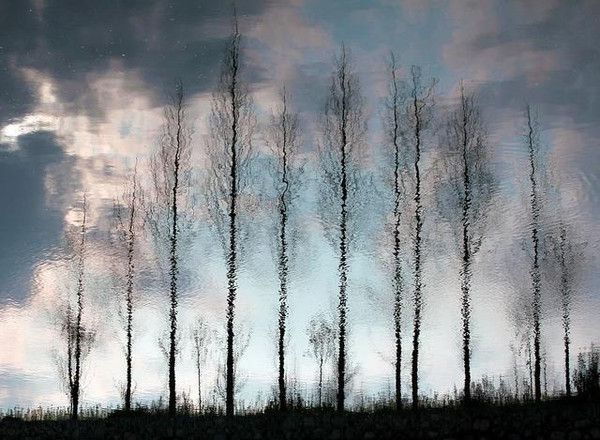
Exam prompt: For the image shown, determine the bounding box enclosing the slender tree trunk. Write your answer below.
[560,226,572,397]
[389,54,404,411]
[336,47,349,413]
[225,26,240,419]
[563,312,571,397]
[512,346,519,400]
[66,306,74,416]
[168,91,184,417]
[460,89,473,405]
[543,353,548,397]
[525,105,542,403]
[318,358,324,408]
[196,350,202,411]
[411,72,424,410]
[124,165,137,412]
[72,194,87,421]
[277,94,290,412]
[527,337,533,400]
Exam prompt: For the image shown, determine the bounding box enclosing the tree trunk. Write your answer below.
[336,48,349,413]
[72,194,87,421]
[197,350,202,412]
[319,358,324,408]
[277,93,290,412]
[225,29,240,419]
[526,105,542,404]
[560,226,572,398]
[390,53,404,411]
[411,70,423,411]
[124,167,137,412]
[460,89,473,405]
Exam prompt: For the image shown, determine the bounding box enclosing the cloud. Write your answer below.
[0,0,274,126]
[0,131,75,302]
[442,1,600,123]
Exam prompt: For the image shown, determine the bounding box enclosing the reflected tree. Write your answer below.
[191,317,212,411]
[405,66,436,409]
[266,89,302,411]
[205,15,256,418]
[524,105,543,403]
[318,44,366,412]
[548,222,585,397]
[437,82,494,404]
[55,193,96,420]
[307,313,336,408]
[111,161,143,411]
[381,52,409,410]
[147,80,193,417]
[214,323,251,407]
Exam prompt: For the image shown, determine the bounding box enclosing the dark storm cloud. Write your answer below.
[0,0,273,125]
[0,131,74,303]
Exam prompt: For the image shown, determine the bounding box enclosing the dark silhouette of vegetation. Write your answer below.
[5,397,600,440]
[405,66,436,409]
[307,313,336,408]
[267,89,302,411]
[147,80,193,417]
[318,44,366,412]
[206,16,255,417]
[437,83,494,404]
[573,344,599,399]
[524,104,543,403]
[111,162,143,412]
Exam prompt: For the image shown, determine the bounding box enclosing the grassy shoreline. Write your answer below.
[1,398,599,439]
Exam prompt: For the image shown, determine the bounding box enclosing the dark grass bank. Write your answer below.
[1,399,599,440]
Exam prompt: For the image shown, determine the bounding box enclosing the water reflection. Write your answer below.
[0,0,599,411]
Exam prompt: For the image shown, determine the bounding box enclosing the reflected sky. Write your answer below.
[0,0,599,409]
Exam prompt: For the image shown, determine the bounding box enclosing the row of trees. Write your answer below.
[55,20,587,419]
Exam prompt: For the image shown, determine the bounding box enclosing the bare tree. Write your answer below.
[381,52,408,410]
[147,80,193,416]
[214,323,251,408]
[55,194,95,420]
[111,161,143,411]
[307,313,336,408]
[318,44,366,412]
[547,222,585,397]
[437,82,494,404]
[507,253,535,402]
[191,317,211,411]
[509,342,520,399]
[524,104,543,403]
[205,15,255,417]
[267,89,302,411]
[405,66,436,409]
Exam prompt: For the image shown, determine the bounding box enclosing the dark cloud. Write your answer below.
[0,131,75,303]
[0,0,273,124]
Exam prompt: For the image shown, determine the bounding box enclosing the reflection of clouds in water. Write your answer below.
[0,0,273,126]
[0,0,599,408]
